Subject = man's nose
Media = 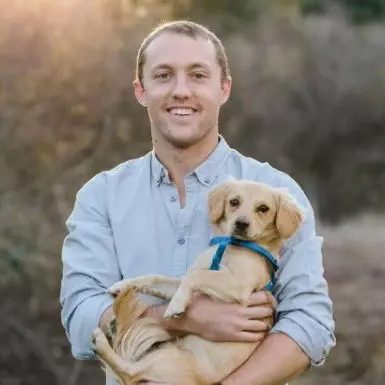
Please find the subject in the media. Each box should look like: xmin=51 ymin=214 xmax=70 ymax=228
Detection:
xmin=172 ymin=74 xmax=191 ymax=99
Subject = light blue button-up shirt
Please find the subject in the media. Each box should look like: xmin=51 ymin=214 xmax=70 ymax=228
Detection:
xmin=60 ymin=137 xmax=335 ymax=379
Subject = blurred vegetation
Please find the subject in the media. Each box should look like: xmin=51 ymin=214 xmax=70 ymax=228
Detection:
xmin=300 ymin=0 xmax=385 ymax=23
xmin=0 ymin=0 xmax=384 ymax=384
xmin=168 ymin=0 xmax=385 ymax=25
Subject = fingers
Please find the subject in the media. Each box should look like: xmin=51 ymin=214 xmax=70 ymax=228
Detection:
xmin=219 ymin=328 xmax=266 ymax=343
xmin=248 ymin=290 xmax=277 ymax=308
xmin=185 ymin=293 xmax=275 ymax=343
xmin=236 ymin=331 xmax=267 ymax=343
xmin=239 ymin=318 xmax=272 ymax=332
xmin=240 ymin=305 xmax=274 ymax=320
xmin=265 ymin=291 xmax=277 ymax=308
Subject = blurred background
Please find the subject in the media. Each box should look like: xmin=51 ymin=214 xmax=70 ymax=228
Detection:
xmin=1 ymin=0 xmax=385 ymax=384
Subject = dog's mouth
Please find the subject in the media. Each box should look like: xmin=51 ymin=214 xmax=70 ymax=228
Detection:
xmin=230 ymin=226 xmax=261 ymax=242
xmin=231 ymin=228 xmax=252 ymax=240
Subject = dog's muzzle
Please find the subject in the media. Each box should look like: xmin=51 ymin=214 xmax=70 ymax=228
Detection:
xmin=234 ymin=218 xmax=250 ymax=232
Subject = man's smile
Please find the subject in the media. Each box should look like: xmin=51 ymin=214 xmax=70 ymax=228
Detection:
xmin=167 ymin=107 xmax=197 ymax=116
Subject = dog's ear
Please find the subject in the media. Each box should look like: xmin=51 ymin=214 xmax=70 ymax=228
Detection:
xmin=275 ymin=190 xmax=305 ymax=239
xmin=208 ymin=182 xmax=233 ymax=224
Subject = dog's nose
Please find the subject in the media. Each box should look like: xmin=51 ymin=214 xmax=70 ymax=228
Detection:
xmin=235 ymin=218 xmax=250 ymax=231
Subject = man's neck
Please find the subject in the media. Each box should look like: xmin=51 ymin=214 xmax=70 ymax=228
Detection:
xmin=153 ymin=134 xmax=219 ymax=205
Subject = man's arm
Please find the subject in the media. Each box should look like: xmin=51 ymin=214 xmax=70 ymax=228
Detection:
xmin=60 ymin=173 xmax=121 ymax=359
xmin=223 ymin=333 xmax=308 ymax=385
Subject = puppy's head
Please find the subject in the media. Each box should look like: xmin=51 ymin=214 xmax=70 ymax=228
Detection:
xmin=208 ymin=180 xmax=304 ymax=243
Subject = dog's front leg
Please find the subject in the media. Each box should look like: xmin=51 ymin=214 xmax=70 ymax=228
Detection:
xmin=164 ymin=270 xmax=252 ymax=319
xmin=108 ymin=275 xmax=181 ymax=301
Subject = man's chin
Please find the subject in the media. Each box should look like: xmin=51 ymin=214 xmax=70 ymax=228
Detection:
xmin=156 ymin=121 xmax=213 ymax=149
xmin=165 ymin=133 xmax=204 ymax=149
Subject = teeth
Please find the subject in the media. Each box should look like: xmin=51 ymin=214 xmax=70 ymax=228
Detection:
xmin=169 ymin=108 xmax=195 ymax=116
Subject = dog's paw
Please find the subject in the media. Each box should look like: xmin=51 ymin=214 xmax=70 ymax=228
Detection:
xmin=107 ymin=281 xmax=125 ymax=296
xmin=164 ymin=310 xmax=185 ymax=320
xmin=92 ymin=329 xmax=100 ymax=354
xmin=164 ymin=302 xmax=187 ymax=320
xmin=92 ymin=327 xmax=103 ymax=345
xmin=92 ymin=327 xmax=109 ymax=353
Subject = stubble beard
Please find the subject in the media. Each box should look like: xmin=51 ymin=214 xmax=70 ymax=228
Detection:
xmin=154 ymin=118 xmax=215 ymax=150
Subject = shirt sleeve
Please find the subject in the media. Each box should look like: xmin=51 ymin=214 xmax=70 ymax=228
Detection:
xmin=60 ymin=173 xmax=121 ymax=359
xmin=270 ymin=175 xmax=336 ymax=366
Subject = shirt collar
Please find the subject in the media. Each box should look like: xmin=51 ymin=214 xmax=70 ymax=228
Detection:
xmin=150 ymin=135 xmax=231 ymax=187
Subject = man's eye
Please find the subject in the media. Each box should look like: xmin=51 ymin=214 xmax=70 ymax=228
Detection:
xmin=256 ymin=205 xmax=270 ymax=213
xmin=193 ymin=72 xmax=206 ymax=80
xmin=155 ymin=73 xmax=170 ymax=80
xmin=229 ymin=198 xmax=240 ymax=207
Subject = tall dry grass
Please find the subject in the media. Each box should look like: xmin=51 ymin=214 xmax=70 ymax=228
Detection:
xmin=296 ymin=214 xmax=385 ymax=385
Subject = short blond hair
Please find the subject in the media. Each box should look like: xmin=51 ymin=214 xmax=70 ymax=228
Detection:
xmin=135 ymin=20 xmax=231 ymax=85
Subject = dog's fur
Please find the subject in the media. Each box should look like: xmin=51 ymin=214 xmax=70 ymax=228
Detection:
xmin=92 ymin=180 xmax=304 ymax=385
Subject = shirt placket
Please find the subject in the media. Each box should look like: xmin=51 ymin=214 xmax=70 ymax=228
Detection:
xmin=161 ymin=175 xmax=201 ymax=277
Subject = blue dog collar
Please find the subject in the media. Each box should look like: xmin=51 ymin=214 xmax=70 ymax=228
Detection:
xmin=208 ymin=236 xmax=279 ymax=292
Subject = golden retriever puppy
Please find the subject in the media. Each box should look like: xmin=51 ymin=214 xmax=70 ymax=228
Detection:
xmin=92 ymin=179 xmax=304 ymax=385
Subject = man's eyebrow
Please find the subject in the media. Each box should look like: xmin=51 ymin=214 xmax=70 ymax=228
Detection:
xmin=151 ymin=64 xmax=173 ymax=72
xmin=188 ymin=63 xmax=211 ymax=71
xmin=151 ymin=63 xmax=211 ymax=72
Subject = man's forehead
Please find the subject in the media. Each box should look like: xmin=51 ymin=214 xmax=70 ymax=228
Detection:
xmin=144 ymin=32 xmax=218 ymax=70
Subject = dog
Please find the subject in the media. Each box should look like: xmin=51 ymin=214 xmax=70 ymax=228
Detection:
xmin=92 ymin=179 xmax=304 ymax=385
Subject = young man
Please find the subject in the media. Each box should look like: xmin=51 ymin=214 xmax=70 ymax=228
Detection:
xmin=60 ymin=21 xmax=335 ymax=385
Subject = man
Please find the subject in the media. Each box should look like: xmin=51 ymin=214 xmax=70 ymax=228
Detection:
xmin=60 ymin=20 xmax=335 ymax=385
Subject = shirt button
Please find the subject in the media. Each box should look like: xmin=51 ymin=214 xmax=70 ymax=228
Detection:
xmin=170 ymin=196 xmax=177 ymax=202
xmin=204 ymin=178 xmax=211 ymax=184
xmin=177 ymin=237 xmax=185 ymax=245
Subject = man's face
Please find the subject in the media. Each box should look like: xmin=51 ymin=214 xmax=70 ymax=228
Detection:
xmin=134 ymin=32 xmax=231 ymax=149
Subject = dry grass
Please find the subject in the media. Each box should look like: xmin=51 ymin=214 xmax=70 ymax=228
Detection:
xmin=296 ymin=214 xmax=385 ymax=385
xmin=321 ymin=213 xmax=385 ymax=338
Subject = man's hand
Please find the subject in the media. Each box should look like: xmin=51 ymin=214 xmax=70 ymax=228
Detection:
xmin=182 ymin=291 xmax=275 ymax=342
xmin=144 ymin=291 xmax=276 ymax=343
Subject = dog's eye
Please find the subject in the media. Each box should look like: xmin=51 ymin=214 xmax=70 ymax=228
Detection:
xmin=229 ymin=198 xmax=240 ymax=207
xmin=256 ymin=204 xmax=269 ymax=213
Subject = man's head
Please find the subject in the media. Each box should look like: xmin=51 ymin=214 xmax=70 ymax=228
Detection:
xmin=133 ymin=20 xmax=232 ymax=149
xmin=135 ymin=21 xmax=231 ymax=86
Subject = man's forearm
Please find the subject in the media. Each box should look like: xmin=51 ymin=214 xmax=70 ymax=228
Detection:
xmin=222 ymin=333 xmax=310 ymax=385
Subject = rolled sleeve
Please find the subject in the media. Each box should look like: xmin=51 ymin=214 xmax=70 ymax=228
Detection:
xmin=60 ymin=174 xmax=121 ymax=359
xmin=270 ymin=176 xmax=336 ymax=366
xmin=272 ymin=309 xmax=335 ymax=366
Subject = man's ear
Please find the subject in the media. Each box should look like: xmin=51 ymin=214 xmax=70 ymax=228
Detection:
xmin=220 ymin=78 xmax=232 ymax=106
xmin=133 ymin=80 xmax=147 ymax=107
xmin=275 ymin=190 xmax=305 ymax=239
xmin=208 ymin=182 xmax=233 ymax=224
